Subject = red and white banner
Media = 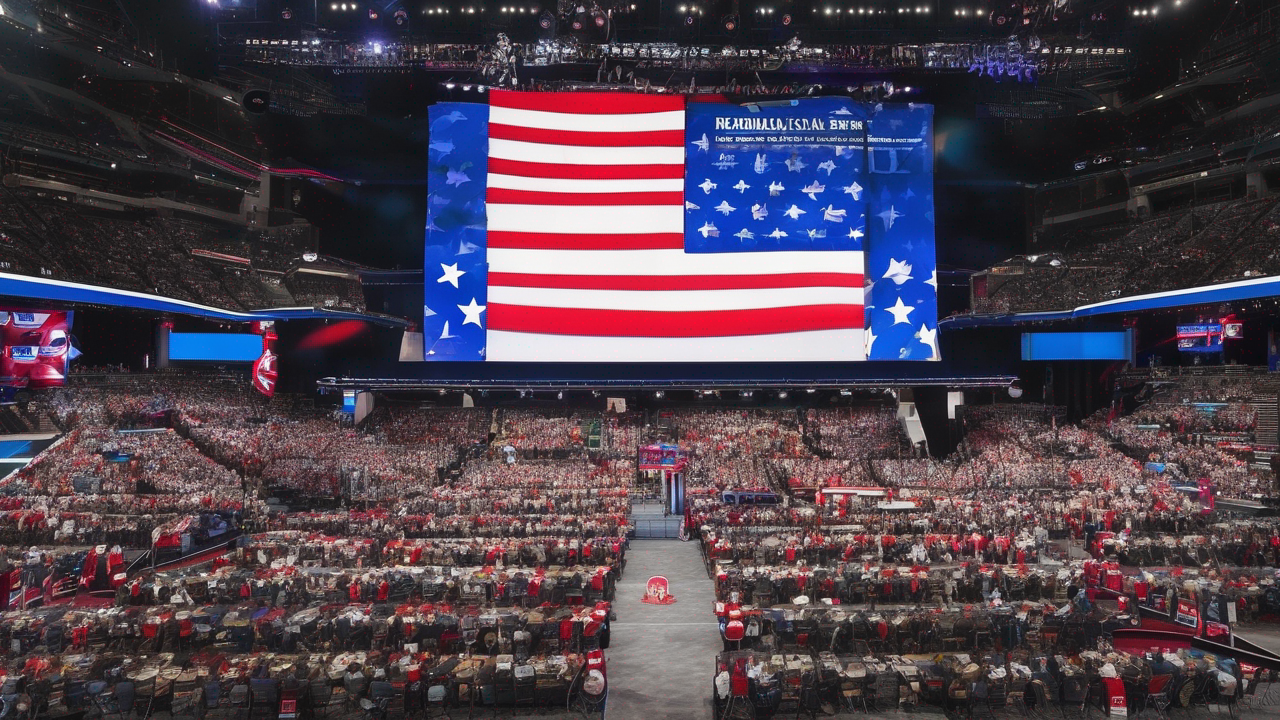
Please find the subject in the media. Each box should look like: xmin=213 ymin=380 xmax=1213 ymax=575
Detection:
xmin=251 ymin=323 xmax=278 ymax=397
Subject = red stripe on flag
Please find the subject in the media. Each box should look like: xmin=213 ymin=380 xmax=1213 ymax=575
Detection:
xmin=487 ymin=188 xmax=684 ymax=206
xmin=489 ymin=89 xmax=685 ymax=114
xmin=488 ymin=158 xmax=684 ymax=180
xmin=488 ymin=232 xmax=685 ymax=250
xmin=490 ymin=123 xmax=684 ymax=148
xmin=488 ymin=272 xmax=865 ymax=292
xmin=488 ymin=304 xmax=863 ymax=338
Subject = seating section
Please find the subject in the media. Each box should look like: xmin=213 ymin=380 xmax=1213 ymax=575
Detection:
xmin=0 ymin=193 xmax=363 ymax=311
xmin=975 ymin=197 xmax=1280 ymax=313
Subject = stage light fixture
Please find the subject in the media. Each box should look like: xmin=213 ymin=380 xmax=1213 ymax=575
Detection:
xmin=557 ymin=391 xmax=564 ymax=400
xmin=655 ymin=390 xmax=664 ymax=398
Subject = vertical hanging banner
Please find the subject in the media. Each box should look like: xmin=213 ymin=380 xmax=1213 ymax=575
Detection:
xmin=424 ymin=102 xmax=491 ymax=359
xmin=864 ymin=103 xmax=938 ymax=360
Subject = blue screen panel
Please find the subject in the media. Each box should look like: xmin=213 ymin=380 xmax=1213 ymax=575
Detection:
xmin=0 ymin=441 xmax=31 ymax=458
xmin=1020 ymin=330 xmax=1133 ymax=361
xmin=169 ymin=333 xmax=262 ymax=362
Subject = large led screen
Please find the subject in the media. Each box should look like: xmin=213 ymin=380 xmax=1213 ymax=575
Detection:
xmin=168 ymin=332 xmax=264 ymax=362
xmin=0 ymin=310 xmax=73 ymax=388
xmin=424 ymin=91 xmax=937 ymax=362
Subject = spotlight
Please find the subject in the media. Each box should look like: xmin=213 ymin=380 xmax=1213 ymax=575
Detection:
xmin=778 ymin=391 xmax=788 ymax=399
xmin=557 ymin=391 xmax=564 ymax=400
xmin=445 ymin=82 xmax=456 ymax=88
xmin=655 ymin=390 xmax=664 ymax=399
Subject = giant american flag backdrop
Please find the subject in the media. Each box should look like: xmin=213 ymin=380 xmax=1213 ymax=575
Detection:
xmin=423 ymin=90 xmax=937 ymax=362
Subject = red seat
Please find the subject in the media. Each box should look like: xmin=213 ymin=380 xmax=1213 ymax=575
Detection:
xmin=724 ymin=620 xmax=745 ymax=642
xmin=1146 ymin=674 xmax=1174 ymax=719
xmin=730 ymin=658 xmax=750 ymax=697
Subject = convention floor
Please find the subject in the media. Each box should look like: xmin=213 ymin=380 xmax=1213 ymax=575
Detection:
xmin=605 ymin=538 xmax=723 ymax=719
xmin=597 ymin=539 xmax=1280 ymax=720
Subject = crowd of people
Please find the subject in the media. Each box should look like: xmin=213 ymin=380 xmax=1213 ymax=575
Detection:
xmin=0 ymin=374 xmax=1276 ymax=715
xmin=0 ymin=193 xmax=362 ymax=312
xmin=975 ymin=196 xmax=1280 ymax=313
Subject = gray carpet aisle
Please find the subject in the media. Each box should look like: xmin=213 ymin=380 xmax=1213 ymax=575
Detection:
xmin=606 ymin=539 xmax=722 ymax=719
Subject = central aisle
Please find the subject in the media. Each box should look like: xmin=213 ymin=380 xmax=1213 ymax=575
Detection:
xmin=607 ymin=539 xmax=721 ymax=719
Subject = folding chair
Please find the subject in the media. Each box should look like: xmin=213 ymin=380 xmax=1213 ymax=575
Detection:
xmin=1059 ymin=675 xmax=1092 ymax=718
xmin=718 ymin=662 xmax=756 ymax=720
xmin=1145 ymin=674 xmax=1173 ymax=720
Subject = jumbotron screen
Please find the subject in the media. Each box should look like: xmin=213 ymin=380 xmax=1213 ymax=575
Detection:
xmin=0 ymin=309 xmax=73 ymax=388
xmin=424 ymin=91 xmax=937 ymax=362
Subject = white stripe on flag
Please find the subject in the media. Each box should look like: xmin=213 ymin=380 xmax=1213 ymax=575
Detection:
xmin=487 ymin=286 xmax=865 ymax=312
xmin=486 ymin=204 xmax=683 ymax=235
xmin=487 ymin=174 xmax=685 ymax=194
xmin=488 ymin=106 xmax=685 ymax=133
xmin=488 ymin=138 xmax=685 ymax=166
xmin=487 ymin=329 xmax=867 ymax=362
xmin=487 ymin=248 xmax=866 ymax=277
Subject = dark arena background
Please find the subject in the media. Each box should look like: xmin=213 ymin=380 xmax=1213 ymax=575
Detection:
xmin=3 ymin=0 xmax=1280 ymax=717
